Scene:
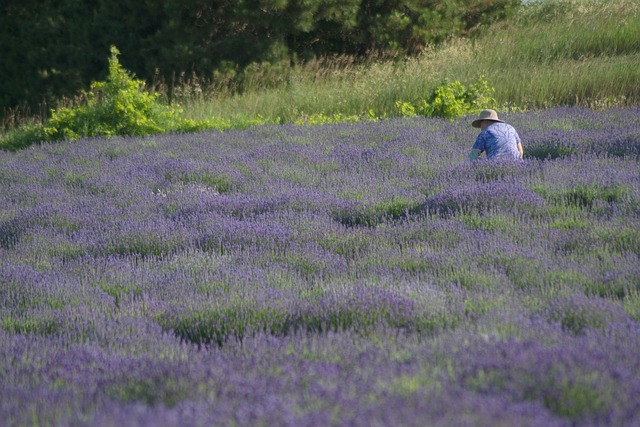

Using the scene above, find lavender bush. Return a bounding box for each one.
[1,107,639,426]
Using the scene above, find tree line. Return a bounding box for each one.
[1,0,519,117]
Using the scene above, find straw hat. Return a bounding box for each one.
[472,109,504,128]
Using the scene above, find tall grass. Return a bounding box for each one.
[477,0,640,108]
[178,0,640,124]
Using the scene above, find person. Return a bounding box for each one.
[468,109,523,161]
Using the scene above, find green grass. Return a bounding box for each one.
[174,0,640,125]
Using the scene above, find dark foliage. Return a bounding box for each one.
[0,0,519,116]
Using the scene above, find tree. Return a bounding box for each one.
[0,0,519,118]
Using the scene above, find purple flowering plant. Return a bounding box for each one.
[1,107,640,426]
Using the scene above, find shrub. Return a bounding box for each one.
[43,46,209,141]
[0,123,48,151]
[396,76,496,120]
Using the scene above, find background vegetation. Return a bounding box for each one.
[1,0,639,150]
[177,0,638,125]
[1,0,518,117]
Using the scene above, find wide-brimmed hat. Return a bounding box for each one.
[472,109,504,128]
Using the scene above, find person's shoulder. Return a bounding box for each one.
[476,127,491,139]
[484,122,504,134]
[495,122,517,133]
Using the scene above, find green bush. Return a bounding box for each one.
[397,76,496,120]
[43,46,209,141]
[0,123,48,151]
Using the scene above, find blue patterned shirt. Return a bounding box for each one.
[472,122,522,160]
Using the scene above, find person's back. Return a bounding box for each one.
[468,109,523,161]
[474,122,522,160]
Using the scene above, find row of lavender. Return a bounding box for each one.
[1,107,639,426]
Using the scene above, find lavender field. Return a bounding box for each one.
[1,107,640,426]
